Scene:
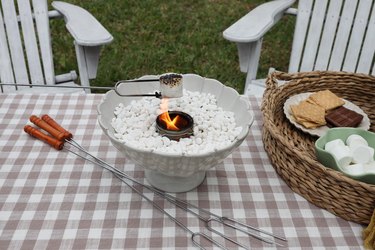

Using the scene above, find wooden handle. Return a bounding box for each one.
[29,115,65,141]
[24,125,64,150]
[41,114,72,140]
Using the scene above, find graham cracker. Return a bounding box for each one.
[290,100,326,128]
[308,90,345,111]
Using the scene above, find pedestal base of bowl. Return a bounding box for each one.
[145,170,206,193]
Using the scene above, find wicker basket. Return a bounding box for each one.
[261,71,375,225]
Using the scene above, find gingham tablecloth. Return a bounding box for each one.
[0,93,364,249]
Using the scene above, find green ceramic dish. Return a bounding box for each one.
[315,128,375,185]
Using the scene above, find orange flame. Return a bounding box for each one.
[159,112,181,131]
[159,98,181,131]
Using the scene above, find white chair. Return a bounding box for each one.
[223,0,375,96]
[0,0,113,93]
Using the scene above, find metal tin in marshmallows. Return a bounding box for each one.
[156,111,193,141]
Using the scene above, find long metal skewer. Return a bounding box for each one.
[61,131,287,247]
[64,140,285,248]
[25,116,287,249]
[1,72,183,98]
[0,80,162,98]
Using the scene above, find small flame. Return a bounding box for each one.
[159,112,181,131]
[159,98,182,131]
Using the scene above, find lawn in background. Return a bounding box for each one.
[50,0,295,94]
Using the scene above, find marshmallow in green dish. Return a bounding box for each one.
[342,163,365,176]
[346,134,374,164]
[346,134,368,148]
[326,145,352,168]
[351,145,374,164]
[325,139,345,151]
[324,139,352,168]
[364,162,375,174]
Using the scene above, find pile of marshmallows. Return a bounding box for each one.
[324,134,375,175]
[111,90,242,155]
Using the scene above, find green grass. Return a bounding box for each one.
[50,0,295,94]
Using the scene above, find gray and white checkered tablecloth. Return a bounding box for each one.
[0,93,365,249]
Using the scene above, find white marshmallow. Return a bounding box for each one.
[159,73,183,98]
[326,145,353,168]
[351,145,374,164]
[346,134,368,149]
[341,163,365,176]
[364,161,375,174]
[325,139,345,152]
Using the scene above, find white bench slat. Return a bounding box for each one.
[342,0,373,72]
[0,9,15,92]
[33,0,55,85]
[18,0,44,85]
[300,0,328,72]
[288,0,313,72]
[357,2,375,74]
[314,0,343,70]
[2,0,29,88]
[328,0,358,71]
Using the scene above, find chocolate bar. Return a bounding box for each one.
[325,106,363,127]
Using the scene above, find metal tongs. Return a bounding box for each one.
[24,115,287,249]
[1,73,184,99]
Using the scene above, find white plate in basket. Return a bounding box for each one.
[283,92,370,137]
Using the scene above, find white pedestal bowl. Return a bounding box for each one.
[97,74,254,192]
